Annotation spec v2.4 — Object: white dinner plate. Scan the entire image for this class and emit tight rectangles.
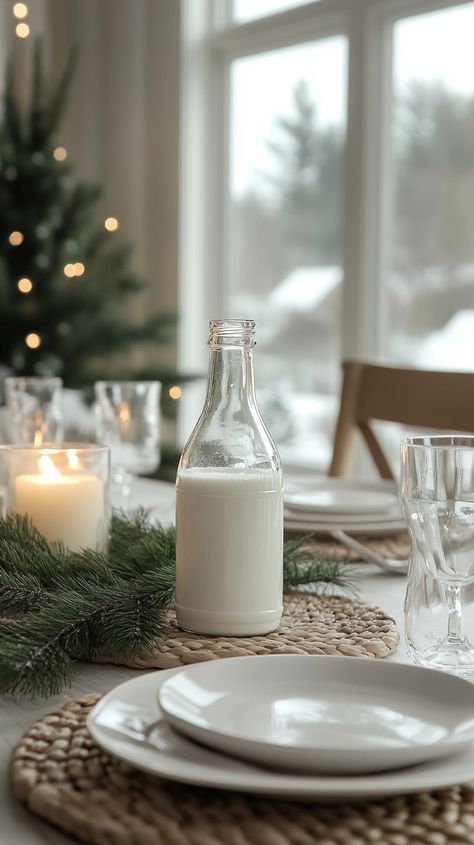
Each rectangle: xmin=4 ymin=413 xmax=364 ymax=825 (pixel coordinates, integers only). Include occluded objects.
xmin=284 ymin=506 xmax=403 ymax=525
xmin=284 ymin=515 xmax=406 ymax=536
xmin=285 ymin=487 xmax=397 ymax=516
xmin=158 ymin=655 xmax=474 ymax=775
xmin=284 ymin=477 xmax=398 ymax=509
xmin=88 ymin=667 xmax=474 ymax=801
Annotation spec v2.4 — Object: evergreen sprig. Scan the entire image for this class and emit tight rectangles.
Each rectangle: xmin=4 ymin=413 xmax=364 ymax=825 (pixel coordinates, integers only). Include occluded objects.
xmin=0 ymin=512 xmax=354 ymax=699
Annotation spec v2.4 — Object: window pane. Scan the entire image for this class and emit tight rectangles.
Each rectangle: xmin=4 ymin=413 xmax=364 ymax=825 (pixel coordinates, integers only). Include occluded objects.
xmin=228 ymin=38 xmax=347 ymax=467
xmin=389 ymin=4 xmax=474 ymax=371
xmin=233 ymin=0 xmax=315 ymax=23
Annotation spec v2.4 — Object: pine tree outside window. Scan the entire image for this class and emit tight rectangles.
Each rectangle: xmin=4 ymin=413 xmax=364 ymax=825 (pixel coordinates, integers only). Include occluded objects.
xmin=179 ymin=0 xmax=474 ymax=472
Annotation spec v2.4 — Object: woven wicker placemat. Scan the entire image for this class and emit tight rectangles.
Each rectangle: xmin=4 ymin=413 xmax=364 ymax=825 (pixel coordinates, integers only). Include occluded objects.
xmin=98 ymin=593 xmax=399 ymax=670
xmin=291 ymin=533 xmax=410 ymax=563
xmin=11 ymin=694 xmax=474 ymax=845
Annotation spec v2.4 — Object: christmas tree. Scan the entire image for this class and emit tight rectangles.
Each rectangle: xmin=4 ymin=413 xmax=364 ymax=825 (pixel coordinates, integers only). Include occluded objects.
xmin=0 ymin=42 xmax=177 ymax=395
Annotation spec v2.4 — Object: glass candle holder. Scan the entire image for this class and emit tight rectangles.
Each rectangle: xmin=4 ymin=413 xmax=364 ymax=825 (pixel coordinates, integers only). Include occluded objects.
xmin=0 ymin=443 xmax=110 ymax=553
xmin=5 ymin=376 xmax=63 ymax=445
xmin=94 ymin=380 xmax=161 ymax=509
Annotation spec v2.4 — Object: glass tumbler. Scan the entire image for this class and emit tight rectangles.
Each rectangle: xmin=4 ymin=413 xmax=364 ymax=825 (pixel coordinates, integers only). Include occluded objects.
xmin=95 ymin=381 xmax=161 ymax=509
xmin=5 ymin=376 xmax=63 ymax=445
xmin=0 ymin=443 xmax=110 ymax=553
xmin=400 ymin=435 xmax=474 ymax=677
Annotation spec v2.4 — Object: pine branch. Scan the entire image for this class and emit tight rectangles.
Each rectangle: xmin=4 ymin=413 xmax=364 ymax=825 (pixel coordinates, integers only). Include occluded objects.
xmin=283 ymin=535 xmax=356 ymax=594
xmin=0 ymin=514 xmax=356 ymax=699
xmin=30 ymin=39 xmax=45 ymax=147
xmin=47 ymin=44 xmax=79 ymax=135
xmin=3 ymin=60 xmax=23 ymax=148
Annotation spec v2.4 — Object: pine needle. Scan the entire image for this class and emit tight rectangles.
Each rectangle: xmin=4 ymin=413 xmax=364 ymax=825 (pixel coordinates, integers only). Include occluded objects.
xmin=284 ymin=534 xmax=356 ymax=594
xmin=0 ymin=513 xmax=355 ymax=699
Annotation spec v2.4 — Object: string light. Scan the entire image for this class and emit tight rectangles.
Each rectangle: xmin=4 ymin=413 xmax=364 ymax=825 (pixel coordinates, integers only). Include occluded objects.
xmin=104 ymin=217 xmax=119 ymax=232
xmin=13 ymin=3 xmax=28 ymax=18
xmin=9 ymin=231 xmax=23 ymax=246
xmin=25 ymin=333 xmax=41 ymax=349
xmin=53 ymin=146 xmax=67 ymax=162
xmin=64 ymin=263 xmax=76 ymax=277
xmin=18 ymin=277 xmax=33 ymax=294
xmin=15 ymin=22 xmax=29 ymax=37
xmin=169 ymin=386 xmax=182 ymax=400
xmin=74 ymin=262 xmax=85 ymax=276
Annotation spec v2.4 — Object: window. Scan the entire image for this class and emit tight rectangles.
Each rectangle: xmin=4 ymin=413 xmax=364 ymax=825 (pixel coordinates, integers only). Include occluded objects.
xmin=228 ymin=37 xmax=347 ymax=465
xmin=232 ymin=0 xmax=316 ymax=23
xmin=389 ymin=4 xmax=474 ymax=371
xmin=180 ymin=0 xmax=474 ymax=470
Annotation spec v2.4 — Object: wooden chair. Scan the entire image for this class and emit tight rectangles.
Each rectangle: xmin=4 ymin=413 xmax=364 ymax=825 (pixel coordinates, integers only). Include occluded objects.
xmin=329 ymin=360 xmax=474 ymax=479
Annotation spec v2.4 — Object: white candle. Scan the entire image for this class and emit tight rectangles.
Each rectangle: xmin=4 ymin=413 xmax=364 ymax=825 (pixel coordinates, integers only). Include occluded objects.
xmin=12 ymin=455 xmax=104 ymax=552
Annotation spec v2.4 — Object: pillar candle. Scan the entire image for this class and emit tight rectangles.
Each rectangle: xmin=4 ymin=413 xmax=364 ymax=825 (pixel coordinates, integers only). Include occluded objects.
xmin=12 ymin=455 xmax=104 ymax=552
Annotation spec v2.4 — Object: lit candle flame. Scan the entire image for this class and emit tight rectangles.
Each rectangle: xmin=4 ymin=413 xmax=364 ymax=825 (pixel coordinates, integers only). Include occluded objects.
xmin=118 ymin=401 xmax=131 ymax=437
xmin=67 ymin=449 xmax=80 ymax=469
xmin=119 ymin=401 xmax=131 ymax=422
xmin=34 ymin=430 xmax=43 ymax=447
xmin=38 ymin=455 xmax=61 ymax=480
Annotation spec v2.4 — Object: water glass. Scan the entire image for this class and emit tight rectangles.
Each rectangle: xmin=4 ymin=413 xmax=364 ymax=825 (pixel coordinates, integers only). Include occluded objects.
xmin=400 ymin=435 xmax=474 ymax=677
xmin=94 ymin=381 xmax=161 ymax=508
xmin=5 ymin=376 xmax=63 ymax=445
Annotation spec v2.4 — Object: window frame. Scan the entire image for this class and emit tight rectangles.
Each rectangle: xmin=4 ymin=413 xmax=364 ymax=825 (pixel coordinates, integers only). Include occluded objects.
xmin=178 ymin=0 xmax=474 ymax=444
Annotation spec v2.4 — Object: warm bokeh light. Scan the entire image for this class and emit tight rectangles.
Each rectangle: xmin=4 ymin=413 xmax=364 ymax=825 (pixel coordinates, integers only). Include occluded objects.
xmin=15 ymin=22 xmax=29 ymax=37
xmin=74 ymin=262 xmax=85 ymax=276
xmin=169 ymin=385 xmax=182 ymax=400
xmin=53 ymin=146 xmax=67 ymax=162
xmin=18 ymin=277 xmax=33 ymax=294
xmin=34 ymin=430 xmax=43 ymax=447
xmin=25 ymin=332 xmax=41 ymax=349
xmin=13 ymin=3 xmax=28 ymax=18
xmin=64 ymin=263 xmax=76 ymax=277
xmin=9 ymin=230 xmax=23 ymax=246
xmin=104 ymin=217 xmax=119 ymax=232
xmin=119 ymin=402 xmax=131 ymax=422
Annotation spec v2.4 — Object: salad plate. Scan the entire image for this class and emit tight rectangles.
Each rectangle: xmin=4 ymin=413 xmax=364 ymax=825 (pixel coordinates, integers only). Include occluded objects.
xmin=88 ymin=664 xmax=474 ymax=801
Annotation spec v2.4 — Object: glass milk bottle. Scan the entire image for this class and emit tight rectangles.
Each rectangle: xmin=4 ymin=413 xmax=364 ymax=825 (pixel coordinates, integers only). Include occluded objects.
xmin=175 ymin=319 xmax=283 ymax=636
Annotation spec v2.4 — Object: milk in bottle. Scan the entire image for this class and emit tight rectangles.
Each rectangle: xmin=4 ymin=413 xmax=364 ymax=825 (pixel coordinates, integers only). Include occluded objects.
xmin=175 ymin=319 xmax=283 ymax=636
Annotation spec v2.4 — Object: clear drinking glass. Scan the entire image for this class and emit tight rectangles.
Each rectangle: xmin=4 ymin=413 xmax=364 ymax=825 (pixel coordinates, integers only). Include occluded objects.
xmin=176 ymin=319 xmax=283 ymax=637
xmin=94 ymin=381 xmax=161 ymax=509
xmin=0 ymin=443 xmax=110 ymax=553
xmin=5 ymin=376 xmax=63 ymax=445
xmin=400 ymin=435 xmax=474 ymax=677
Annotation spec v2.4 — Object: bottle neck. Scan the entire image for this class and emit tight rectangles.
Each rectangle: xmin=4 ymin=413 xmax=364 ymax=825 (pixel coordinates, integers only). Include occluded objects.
xmin=204 ymin=346 xmax=257 ymax=415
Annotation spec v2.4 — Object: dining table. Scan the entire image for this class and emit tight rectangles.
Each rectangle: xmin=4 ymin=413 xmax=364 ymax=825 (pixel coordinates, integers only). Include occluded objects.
xmin=0 ymin=476 xmax=409 ymax=845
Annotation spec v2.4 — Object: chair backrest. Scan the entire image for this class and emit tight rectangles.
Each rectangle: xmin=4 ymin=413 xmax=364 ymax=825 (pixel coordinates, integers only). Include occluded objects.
xmin=329 ymin=360 xmax=474 ymax=479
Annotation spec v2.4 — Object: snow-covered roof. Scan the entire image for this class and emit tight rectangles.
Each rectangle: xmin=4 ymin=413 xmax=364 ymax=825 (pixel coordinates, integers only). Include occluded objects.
xmin=270 ymin=266 xmax=342 ymax=312
xmin=416 ymin=309 xmax=474 ymax=371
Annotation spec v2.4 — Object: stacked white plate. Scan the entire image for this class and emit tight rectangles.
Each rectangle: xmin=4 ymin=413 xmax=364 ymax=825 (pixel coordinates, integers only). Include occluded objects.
xmin=284 ymin=477 xmax=405 ymax=536
xmin=88 ymin=655 xmax=474 ymax=801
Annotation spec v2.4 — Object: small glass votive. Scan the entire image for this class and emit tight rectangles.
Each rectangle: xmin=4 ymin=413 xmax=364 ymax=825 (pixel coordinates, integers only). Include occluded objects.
xmin=94 ymin=380 xmax=161 ymax=508
xmin=0 ymin=444 xmax=110 ymax=553
xmin=5 ymin=376 xmax=63 ymax=445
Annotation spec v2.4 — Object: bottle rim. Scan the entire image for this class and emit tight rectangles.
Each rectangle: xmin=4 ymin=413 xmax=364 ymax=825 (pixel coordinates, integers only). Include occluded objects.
xmin=208 ymin=319 xmax=256 ymax=348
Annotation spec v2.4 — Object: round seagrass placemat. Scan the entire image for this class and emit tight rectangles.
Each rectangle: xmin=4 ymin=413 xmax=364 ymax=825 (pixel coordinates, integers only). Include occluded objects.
xmin=291 ymin=534 xmax=410 ymax=563
xmin=11 ymin=694 xmax=474 ymax=845
xmin=98 ymin=593 xmax=399 ymax=670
